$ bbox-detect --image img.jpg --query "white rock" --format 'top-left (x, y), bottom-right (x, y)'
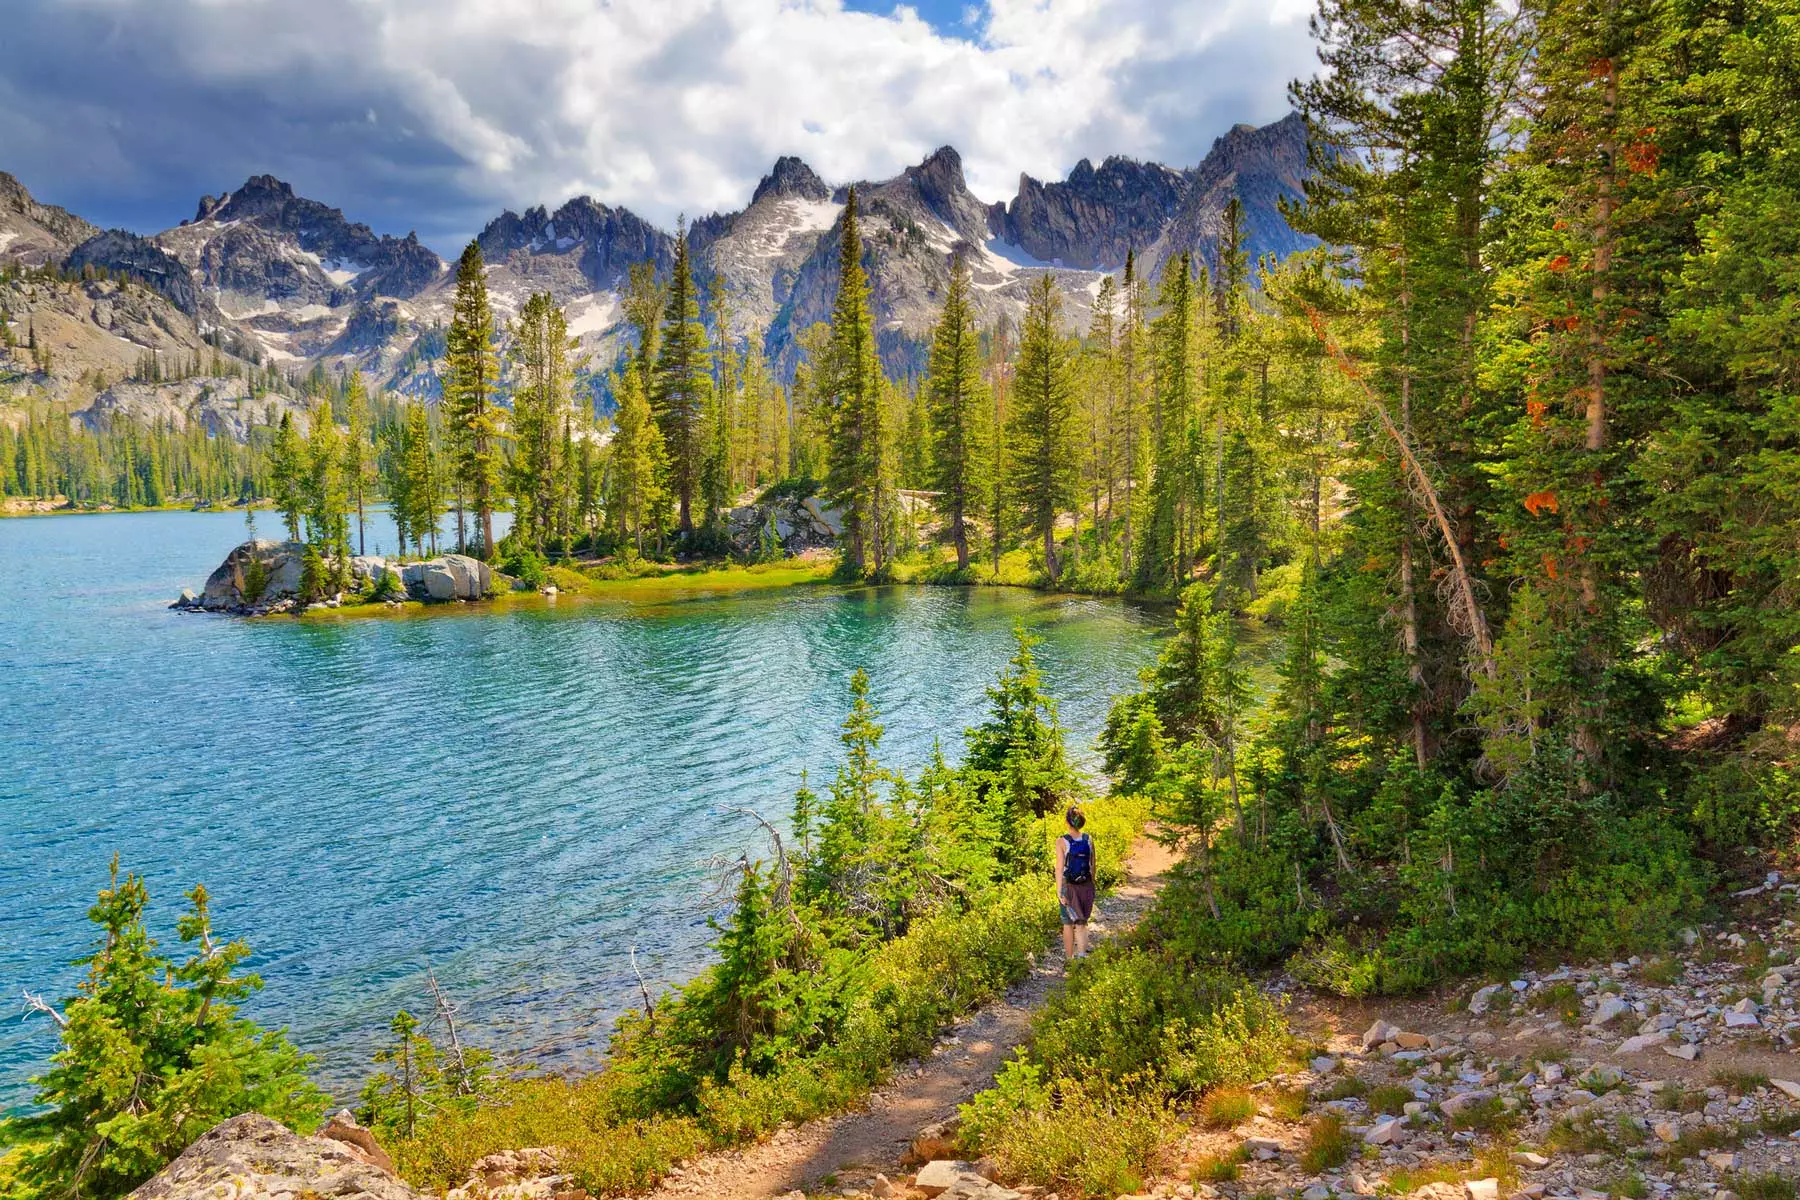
top-left (1620, 1030), bottom-right (1670, 1054)
top-left (1723, 1010), bottom-right (1761, 1029)
top-left (1770, 1079), bottom-right (1800, 1102)
top-left (1592, 996), bottom-right (1632, 1026)
top-left (1510, 1152), bottom-right (1549, 1168)
top-left (1364, 1117), bottom-right (1406, 1146)
top-left (1466, 1180), bottom-right (1499, 1200)
top-left (915, 1161), bottom-right (978, 1197)
top-left (1303, 1186), bottom-right (1332, 1200)
top-left (1664, 1043), bottom-right (1701, 1062)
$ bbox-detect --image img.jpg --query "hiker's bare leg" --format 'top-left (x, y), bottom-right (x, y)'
top-left (1075, 924), bottom-right (1090, 957)
top-left (1061, 923), bottom-right (1076, 960)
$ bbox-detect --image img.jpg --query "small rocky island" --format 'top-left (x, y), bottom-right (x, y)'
top-left (174, 539), bottom-right (495, 615)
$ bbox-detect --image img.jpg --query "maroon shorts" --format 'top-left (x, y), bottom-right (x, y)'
top-left (1060, 880), bottom-right (1095, 925)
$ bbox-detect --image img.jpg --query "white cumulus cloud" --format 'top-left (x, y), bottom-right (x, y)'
top-left (0, 0), bottom-right (1317, 250)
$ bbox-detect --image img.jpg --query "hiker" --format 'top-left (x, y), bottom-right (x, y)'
top-left (1056, 805), bottom-right (1095, 963)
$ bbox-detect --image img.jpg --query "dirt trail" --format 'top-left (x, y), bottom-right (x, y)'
top-left (643, 835), bottom-right (1181, 1200)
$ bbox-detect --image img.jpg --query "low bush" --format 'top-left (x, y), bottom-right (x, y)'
top-left (958, 946), bottom-right (1289, 1197)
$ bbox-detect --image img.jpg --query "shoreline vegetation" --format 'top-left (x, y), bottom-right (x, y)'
top-left (9, 0), bottom-right (1800, 1192)
top-left (0, 633), bottom-right (1179, 1200)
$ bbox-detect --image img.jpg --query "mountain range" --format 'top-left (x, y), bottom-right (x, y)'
top-left (0, 112), bottom-right (1312, 419)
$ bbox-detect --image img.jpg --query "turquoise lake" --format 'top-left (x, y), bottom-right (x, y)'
top-left (0, 510), bottom-right (1162, 1109)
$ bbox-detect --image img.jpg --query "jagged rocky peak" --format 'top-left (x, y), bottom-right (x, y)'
top-left (994, 153), bottom-right (1189, 270)
top-left (0, 171), bottom-right (102, 265)
top-left (476, 194), bottom-right (671, 294)
top-left (172, 174), bottom-right (442, 300)
top-left (203, 174), bottom-right (299, 223)
top-left (66, 230), bottom-right (210, 318)
top-left (752, 156), bottom-right (830, 206)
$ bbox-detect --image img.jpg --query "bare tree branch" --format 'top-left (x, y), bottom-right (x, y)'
top-left (425, 970), bottom-right (473, 1095)
top-left (628, 946), bottom-right (657, 1033)
top-left (22, 988), bottom-right (68, 1029)
top-left (1305, 305), bottom-right (1496, 678)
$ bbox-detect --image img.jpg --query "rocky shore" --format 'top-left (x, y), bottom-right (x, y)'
top-left (172, 539), bottom-right (495, 615)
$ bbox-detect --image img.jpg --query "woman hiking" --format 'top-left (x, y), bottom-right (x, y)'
top-left (1055, 806), bottom-right (1096, 965)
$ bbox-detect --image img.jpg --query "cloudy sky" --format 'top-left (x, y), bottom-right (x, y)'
top-left (0, 0), bottom-right (1318, 254)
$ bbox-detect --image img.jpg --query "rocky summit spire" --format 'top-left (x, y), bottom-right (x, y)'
top-left (751, 157), bottom-right (830, 206)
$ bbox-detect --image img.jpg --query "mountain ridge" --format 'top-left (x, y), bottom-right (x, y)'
top-left (1, 113), bottom-right (1315, 407)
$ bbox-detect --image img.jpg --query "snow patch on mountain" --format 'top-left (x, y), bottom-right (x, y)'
top-left (565, 293), bottom-right (620, 338)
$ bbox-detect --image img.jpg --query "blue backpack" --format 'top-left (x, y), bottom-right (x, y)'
top-left (1063, 834), bottom-right (1093, 885)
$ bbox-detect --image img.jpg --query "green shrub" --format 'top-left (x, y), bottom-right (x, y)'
top-left (1024, 949), bottom-right (1289, 1096)
top-left (961, 1073), bottom-right (1171, 1200)
top-left (0, 863), bottom-right (324, 1200)
top-left (501, 546), bottom-right (548, 588)
top-left (370, 568), bottom-right (404, 602)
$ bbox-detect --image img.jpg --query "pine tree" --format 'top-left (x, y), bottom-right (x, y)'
top-left (605, 368), bottom-right (668, 557)
top-left (924, 251), bottom-right (990, 570)
top-left (821, 189), bottom-right (888, 575)
top-left (1005, 273), bottom-right (1078, 585)
top-left (343, 370), bottom-right (374, 557)
top-left (268, 412), bottom-right (304, 542)
top-left (1132, 254), bottom-right (1201, 594)
top-left (444, 242), bottom-right (504, 559)
top-left (652, 226), bottom-right (712, 536)
top-left (510, 292), bottom-right (572, 551)
top-left (303, 398), bottom-right (350, 590)
top-left (9, 861), bottom-right (324, 1200)
top-left (401, 404), bottom-right (441, 556)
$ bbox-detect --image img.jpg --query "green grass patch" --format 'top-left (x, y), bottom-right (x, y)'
top-left (1712, 1069), bottom-right (1771, 1095)
top-left (1368, 1084), bottom-right (1414, 1115)
top-left (1730, 1175), bottom-right (1798, 1200)
top-left (1300, 1114), bottom-right (1353, 1172)
top-left (1318, 1076), bottom-right (1369, 1102)
top-left (1191, 1145), bottom-right (1248, 1183)
top-left (1200, 1088), bottom-right (1258, 1128)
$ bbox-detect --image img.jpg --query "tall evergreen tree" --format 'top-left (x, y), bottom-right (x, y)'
top-left (1005, 274), bottom-right (1079, 585)
top-left (444, 241), bottom-right (504, 559)
top-left (510, 292), bottom-right (572, 552)
top-left (343, 370), bottom-right (373, 556)
top-left (652, 226), bottom-right (712, 536)
top-left (821, 189), bottom-right (888, 575)
top-left (924, 251), bottom-right (990, 570)
top-left (605, 367), bottom-right (668, 557)
top-left (268, 413), bottom-right (304, 542)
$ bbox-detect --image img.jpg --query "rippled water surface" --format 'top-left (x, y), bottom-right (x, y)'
top-left (0, 511), bottom-right (1161, 1108)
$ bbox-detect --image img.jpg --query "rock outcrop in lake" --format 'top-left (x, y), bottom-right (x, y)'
top-left (181, 540), bottom-right (494, 613)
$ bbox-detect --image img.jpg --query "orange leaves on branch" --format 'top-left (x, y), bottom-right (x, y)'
top-left (1548, 255), bottom-right (1571, 273)
top-left (1542, 554), bottom-right (1560, 580)
top-left (1624, 128), bottom-right (1660, 175)
top-left (1587, 57), bottom-right (1614, 80)
top-left (1524, 490), bottom-right (1560, 517)
top-left (1527, 398), bottom-right (1548, 426)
